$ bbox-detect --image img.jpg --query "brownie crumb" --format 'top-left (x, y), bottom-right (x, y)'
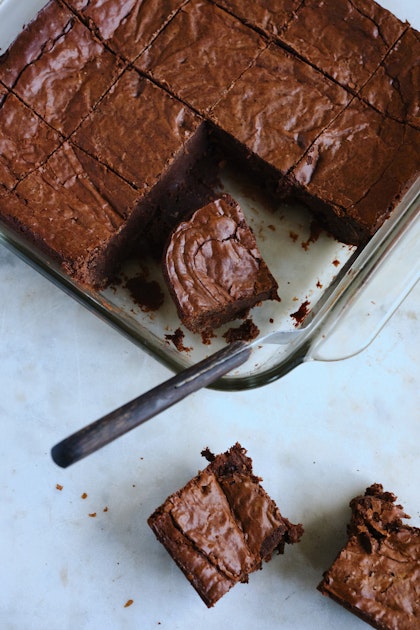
top-left (223, 318), bottom-right (259, 343)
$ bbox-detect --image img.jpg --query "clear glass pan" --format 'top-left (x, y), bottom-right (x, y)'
top-left (1, 0), bottom-right (419, 391)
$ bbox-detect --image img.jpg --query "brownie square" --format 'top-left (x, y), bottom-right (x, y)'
top-left (359, 27), bottom-right (420, 129)
top-left (290, 99), bottom-right (420, 243)
top-left (0, 90), bottom-right (62, 191)
top-left (280, 0), bottom-right (407, 92)
top-left (163, 194), bottom-right (279, 333)
top-left (148, 443), bottom-right (303, 607)
top-left (0, 0), bottom-right (124, 135)
top-left (136, 0), bottom-right (266, 114)
top-left (212, 44), bottom-right (351, 177)
top-left (6, 142), bottom-right (149, 287)
top-left (318, 484), bottom-right (420, 630)
top-left (214, 0), bottom-right (300, 36)
top-left (62, 0), bottom-right (185, 63)
top-left (73, 69), bottom-right (202, 190)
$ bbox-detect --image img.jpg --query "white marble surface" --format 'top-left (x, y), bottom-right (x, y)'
top-left (0, 238), bottom-right (419, 630)
top-left (1, 0), bottom-right (419, 627)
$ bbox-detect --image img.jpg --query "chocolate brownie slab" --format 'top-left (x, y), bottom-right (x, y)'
top-left (318, 484), bottom-right (420, 630)
top-left (137, 0), bottom-right (267, 114)
top-left (148, 443), bottom-right (303, 607)
top-left (62, 0), bottom-right (186, 63)
top-left (163, 194), bottom-right (279, 333)
top-left (280, 0), bottom-right (408, 92)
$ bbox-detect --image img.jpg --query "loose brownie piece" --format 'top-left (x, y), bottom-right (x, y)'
top-left (214, 0), bottom-right (301, 36)
top-left (318, 484), bottom-right (420, 630)
top-left (62, 0), bottom-right (185, 63)
top-left (73, 69), bottom-right (203, 190)
top-left (148, 443), bottom-right (303, 607)
top-left (0, 90), bottom-right (62, 191)
top-left (289, 99), bottom-right (420, 244)
top-left (162, 194), bottom-right (279, 333)
top-left (2, 142), bottom-right (153, 287)
top-left (211, 44), bottom-right (351, 178)
top-left (359, 27), bottom-right (420, 129)
top-left (137, 0), bottom-right (266, 114)
top-left (0, 0), bottom-right (124, 136)
top-left (280, 0), bottom-right (408, 93)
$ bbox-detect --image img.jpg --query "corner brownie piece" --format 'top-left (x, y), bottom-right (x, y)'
top-left (148, 443), bottom-right (303, 607)
top-left (318, 484), bottom-right (420, 629)
top-left (0, 0), bottom-right (124, 136)
top-left (162, 194), bottom-right (279, 333)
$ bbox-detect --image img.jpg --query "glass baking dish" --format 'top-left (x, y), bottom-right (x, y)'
top-left (1, 0), bottom-right (419, 392)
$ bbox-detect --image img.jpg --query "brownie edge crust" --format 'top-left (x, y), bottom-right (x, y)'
top-left (318, 484), bottom-right (420, 630)
top-left (147, 443), bottom-right (303, 607)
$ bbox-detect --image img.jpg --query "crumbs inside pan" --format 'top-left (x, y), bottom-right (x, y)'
top-left (124, 273), bottom-right (165, 312)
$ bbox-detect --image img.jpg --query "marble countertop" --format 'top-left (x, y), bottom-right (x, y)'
top-left (0, 237), bottom-right (419, 630)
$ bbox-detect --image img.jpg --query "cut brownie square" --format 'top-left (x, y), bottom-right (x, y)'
top-left (4, 142), bottom-right (153, 287)
top-left (0, 0), bottom-right (124, 136)
top-left (289, 98), bottom-right (420, 244)
top-left (214, 0), bottom-right (301, 36)
top-left (359, 27), bottom-right (420, 130)
top-left (73, 69), bottom-right (203, 190)
top-left (62, 0), bottom-right (186, 63)
top-left (148, 443), bottom-right (303, 607)
top-left (162, 194), bottom-right (279, 333)
top-left (280, 0), bottom-right (408, 92)
top-left (318, 484), bottom-right (420, 630)
top-left (136, 0), bottom-right (266, 114)
top-left (0, 90), bottom-right (62, 191)
top-left (211, 44), bottom-right (351, 178)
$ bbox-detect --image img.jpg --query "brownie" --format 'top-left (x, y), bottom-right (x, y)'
top-left (137, 0), bottom-right (267, 114)
top-left (318, 484), bottom-right (420, 629)
top-left (214, 0), bottom-right (301, 36)
top-left (0, 0), bottom-right (124, 136)
top-left (162, 194), bottom-right (279, 333)
top-left (62, 0), bottom-right (185, 63)
top-left (148, 443), bottom-right (303, 607)
top-left (289, 98), bottom-right (420, 243)
top-left (359, 28), bottom-right (420, 129)
top-left (0, 90), bottom-right (62, 192)
top-left (280, 0), bottom-right (408, 93)
top-left (73, 69), bottom-right (203, 190)
top-left (3, 142), bottom-right (152, 287)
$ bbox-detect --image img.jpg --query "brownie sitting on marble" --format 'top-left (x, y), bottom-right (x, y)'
top-left (148, 443), bottom-right (303, 607)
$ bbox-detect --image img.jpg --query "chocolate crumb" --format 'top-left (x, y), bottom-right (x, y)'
top-left (223, 318), bottom-right (259, 343)
top-left (165, 328), bottom-right (192, 352)
top-left (81, 492), bottom-right (88, 499)
top-left (56, 484), bottom-right (63, 491)
top-left (124, 599), bottom-right (134, 608)
top-left (290, 300), bottom-right (310, 326)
